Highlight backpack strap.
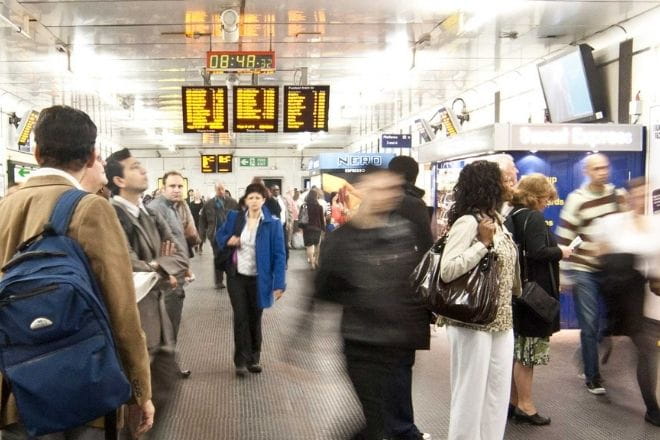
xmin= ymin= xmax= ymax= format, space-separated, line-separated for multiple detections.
xmin=45 ymin=189 xmax=89 ymax=236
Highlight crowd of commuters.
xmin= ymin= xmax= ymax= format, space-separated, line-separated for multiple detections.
xmin=0 ymin=104 xmax=658 ymax=440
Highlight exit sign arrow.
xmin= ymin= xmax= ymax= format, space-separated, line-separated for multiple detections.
xmin=18 ymin=167 xmax=30 ymax=178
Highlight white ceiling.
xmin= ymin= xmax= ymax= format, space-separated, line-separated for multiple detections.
xmin=1 ymin=0 xmax=659 ymax=154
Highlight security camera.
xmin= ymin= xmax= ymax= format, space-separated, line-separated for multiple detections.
xmin=226 ymin=72 xmax=240 ymax=87
xmin=55 ymin=44 xmax=66 ymax=53
xmin=221 ymin=9 xmax=240 ymax=42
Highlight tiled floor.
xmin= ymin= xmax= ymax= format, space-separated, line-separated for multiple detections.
xmin=154 ymin=248 xmax=658 ymax=439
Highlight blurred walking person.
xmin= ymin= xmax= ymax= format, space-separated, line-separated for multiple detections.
xmin=315 ymin=170 xmax=431 ymax=440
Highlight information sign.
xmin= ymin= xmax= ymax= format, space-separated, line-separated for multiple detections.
xmin=17 ymin=110 xmax=38 ymax=147
xmin=239 ymin=157 xmax=269 ymax=167
xmin=217 ymin=154 xmax=233 ymax=173
xmin=232 ymin=86 xmax=279 ymax=133
xmin=201 ymin=154 xmax=217 ymax=173
xmin=381 ymin=134 xmax=412 ymax=149
xmin=181 ymin=86 xmax=228 ymax=133
xmin=283 ymin=86 xmax=329 ymax=132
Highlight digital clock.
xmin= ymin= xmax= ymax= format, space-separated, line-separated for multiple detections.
xmin=206 ymin=51 xmax=275 ymax=73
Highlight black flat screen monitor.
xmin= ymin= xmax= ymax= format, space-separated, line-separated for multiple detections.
xmin=537 ymin=44 xmax=607 ymax=123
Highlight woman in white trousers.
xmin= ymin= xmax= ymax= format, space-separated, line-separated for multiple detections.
xmin=439 ymin=161 xmax=521 ymax=440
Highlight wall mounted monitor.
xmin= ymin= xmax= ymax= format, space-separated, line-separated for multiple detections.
xmin=537 ymin=44 xmax=607 ymax=123
xmin=182 ymin=86 xmax=228 ymax=133
xmin=232 ymin=86 xmax=279 ymax=133
xmin=283 ymin=85 xmax=329 ymax=132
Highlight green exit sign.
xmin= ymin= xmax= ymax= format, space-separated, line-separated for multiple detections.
xmin=239 ymin=157 xmax=268 ymax=167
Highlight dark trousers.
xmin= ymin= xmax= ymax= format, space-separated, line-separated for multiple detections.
xmin=344 ymin=341 xmax=419 ymax=440
xmin=1 ymin=423 xmax=105 ymax=440
xmin=163 ymin=286 xmax=184 ymax=342
xmin=631 ymin=318 xmax=660 ymax=417
xmin=211 ymin=243 xmax=225 ymax=287
xmin=283 ymin=224 xmax=289 ymax=262
xmin=227 ymin=273 xmax=263 ymax=367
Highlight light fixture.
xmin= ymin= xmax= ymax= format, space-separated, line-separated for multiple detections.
xmin=452 ymin=97 xmax=470 ymax=125
xmin=220 ymin=9 xmax=239 ymax=42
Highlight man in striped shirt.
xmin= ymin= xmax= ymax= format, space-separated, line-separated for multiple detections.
xmin=556 ymin=153 xmax=625 ymax=395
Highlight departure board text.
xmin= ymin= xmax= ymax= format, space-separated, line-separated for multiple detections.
xmin=182 ymin=86 xmax=228 ymax=133
xmin=284 ymin=86 xmax=329 ymax=132
xmin=232 ymin=86 xmax=279 ymax=133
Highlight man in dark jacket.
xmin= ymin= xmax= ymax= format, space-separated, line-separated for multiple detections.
xmin=315 ymin=170 xmax=431 ymax=440
xmin=388 ymin=156 xmax=433 ymax=256
xmin=199 ymin=182 xmax=239 ymax=289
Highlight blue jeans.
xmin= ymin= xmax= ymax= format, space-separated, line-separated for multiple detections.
xmin=568 ymin=270 xmax=603 ymax=382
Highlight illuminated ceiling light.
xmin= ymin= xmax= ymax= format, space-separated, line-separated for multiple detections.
xmin=221 ymin=9 xmax=239 ymax=42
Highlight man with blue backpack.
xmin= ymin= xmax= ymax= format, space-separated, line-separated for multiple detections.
xmin=0 ymin=106 xmax=154 ymax=439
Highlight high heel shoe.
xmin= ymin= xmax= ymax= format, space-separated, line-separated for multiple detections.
xmin=513 ymin=408 xmax=551 ymax=425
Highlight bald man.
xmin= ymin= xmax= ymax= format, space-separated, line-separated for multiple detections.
xmin=556 ymin=153 xmax=625 ymax=395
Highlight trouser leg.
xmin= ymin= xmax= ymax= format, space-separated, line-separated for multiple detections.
xmin=344 ymin=341 xmax=389 ymax=440
xmin=1 ymin=424 xmax=105 ymax=440
xmin=244 ymin=275 xmax=263 ymax=364
xmin=631 ymin=318 xmax=660 ymax=416
xmin=446 ymin=325 xmax=491 ymax=440
xmin=163 ymin=286 xmax=185 ymax=342
xmin=211 ymin=243 xmax=224 ymax=287
xmin=283 ymin=225 xmax=289 ymax=262
xmin=383 ymin=350 xmax=420 ymax=439
xmin=479 ymin=329 xmax=514 ymax=440
xmin=227 ymin=274 xmax=254 ymax=367
xmin=569 ymin=270 xmax=602 ymax=381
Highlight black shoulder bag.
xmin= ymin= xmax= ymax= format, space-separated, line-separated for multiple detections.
xmin=516 ymin=210 xmax=560 ymax=323
xmin=410 ymin=215 xmax=499 ymax=326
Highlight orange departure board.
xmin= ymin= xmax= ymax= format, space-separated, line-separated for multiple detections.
xmin=182 ymin=86 xmax=228 ymax=133
xmin=283 ymin=86 xmax=329 ymax=132
xmin=201 ymin=154 xmax=217 ymax=173
xmin=232 ymin=86 xmax=279 ymax=133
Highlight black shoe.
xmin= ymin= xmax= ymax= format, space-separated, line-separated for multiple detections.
xmin=235 ymin=366 xmax=248 ymax=377
xmin=247 ymin=364 xmax=262 ymax=373
xmin=645 ymin=411 xmax=660 ymax=426
xmin=513 ymin=408 xmax=551 ymax=425
xmin=586 ymin=379 xmax=606 ymax=395
xmin=215 ymin=283 xmax=226 ymax=289
xmin=507 ymin=404 xmax=516 ymax=419
xmin=178 ymin=369 xmax=191 ymax=378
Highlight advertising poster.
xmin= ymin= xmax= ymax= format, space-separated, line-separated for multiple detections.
xmin=649 ymin=106 xmax=660 ymax=214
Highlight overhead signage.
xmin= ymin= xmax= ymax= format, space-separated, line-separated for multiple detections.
xmin=207 ymin=51 xmax=275 ymax=74
xmin=201 ymin=154 xmax=217 ymax=173
xmin=513 ymin=125 xmax=641 ymax=150
xmin=438 ymin=107 xmax=459 ymax=137
xmin=12 ymin=164 xmax=38 ymax=184
xmin=217 ymin=154 xmax=233 ymax=173
xmin=381 ymin=134 xmax=412 ymax=149
xmin=17 ymin=110 xmax=39 ymax=148
xmin=311 ymin=153 xmax=396 ymax=172
xmin=181 ymin=86 xmax=228 ymax=133
xmin=233 ymin=86 xmax=279 ymax=133
xmin=283 ymin=85 xmax=330 ymax=132
xmin=239 ymin=157 xmax=269 ymax=167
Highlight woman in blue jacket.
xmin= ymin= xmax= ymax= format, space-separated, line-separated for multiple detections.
xmin=216 ymin=183 xmax=286 ymax=377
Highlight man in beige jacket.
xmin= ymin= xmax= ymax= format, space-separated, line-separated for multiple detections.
xmin=0 ymin=106 xmax=154 ymax=439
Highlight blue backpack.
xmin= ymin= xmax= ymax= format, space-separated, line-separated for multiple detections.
xmin=0 ymin=189 xmax=131 ymax=436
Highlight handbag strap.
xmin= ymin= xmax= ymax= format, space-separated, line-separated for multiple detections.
xmin=515 ymin=207 xmax=558 ymax=295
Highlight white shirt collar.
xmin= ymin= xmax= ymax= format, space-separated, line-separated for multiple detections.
xmin=113 ymin=195 xmax=148 ymax=218
xmin=29 ymin=168 xmax=83 ymax=190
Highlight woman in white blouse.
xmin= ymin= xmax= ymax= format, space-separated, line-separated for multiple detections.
xmin=440 ymin=160 xmax=521 ymax=440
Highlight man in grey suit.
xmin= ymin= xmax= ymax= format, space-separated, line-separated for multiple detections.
xmin=199 ymin=181 xmax=239 ymax=289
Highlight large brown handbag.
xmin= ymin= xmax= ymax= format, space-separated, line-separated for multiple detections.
xmin=410 ymin=231 xmax=499 ymax=326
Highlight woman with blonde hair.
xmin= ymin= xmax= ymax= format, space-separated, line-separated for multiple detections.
xmin=506 ymin=173 xmax=572 ymax=425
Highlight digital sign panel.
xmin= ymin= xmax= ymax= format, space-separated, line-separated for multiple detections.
xmin=283 ymin=86 xmax=329 ymax=132
xmin=217 ymin=154 xmax=233 ymax=173
xmin=17 ymin=110 xmax=39 ymax=147
xmin=181 ymin=86 xmax=228 ymax=133
xmin=232 ymin=86 xmax=279 ymax=133
xmin=207 ymin=51 xmax=275 ymax=73
xmin=201 ymin=154 xmax=217 ymax=173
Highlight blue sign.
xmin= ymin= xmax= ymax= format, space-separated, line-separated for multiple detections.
xmin=311 ymin=153 xmax=395 ymax=171
xmin=381 ymin=134 xmax=412 ymax=149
